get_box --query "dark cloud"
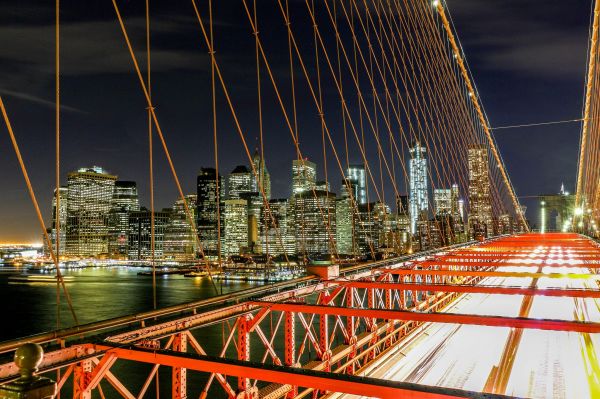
[0,89,85,113]
[0,0,592,241]
[447,0,588,79]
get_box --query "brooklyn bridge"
[1,0,600,398]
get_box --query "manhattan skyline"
[0,1,589,243]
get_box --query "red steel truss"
[0,233,598,399]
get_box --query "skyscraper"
[451,184,465,235]
[451,184,461,221]
[341,178,359,204]
[261,199,295,256]
[346,164,367,204]
[354,203,377,255]
[240,192,262,253]
[315,181,330,192]
[433,188,452,216]
[128,208,170,261]
[292,159,316,194]
[293,190,336,256]
[336,181,356,255]
[468,145,493,237]
[227,165,253,199]
[108,181,140,258]
[49,187,68,256]
[196,168,225,258]
[65,166,117,257]
[395,194,411,234]
[251,149,271,200]
[409,142,428,234]
[222,199,248,256]
[164,195,197,262]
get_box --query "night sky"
[0,0,591,243]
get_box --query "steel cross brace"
[378,268,600,280]
[328,280,600,298]
[93,344,515,399]
[248,301,600,333]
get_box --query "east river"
[0,266,259,398]
[0,266,257,340]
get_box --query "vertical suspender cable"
[55,0,61,332]
[145,0,157,310]
[209,0,223,288]
[254,0,268,261]
[577,0,600,210]
[112,0,219,296]
[0,97,78,324]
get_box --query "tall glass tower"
[196,168,225,258]
[468,144,492,237]
[251,149,271,200]
[65,166,117,256]
[409,142,428,234]
[292,159,316,194]
[346,164,367,204]
[227,165,253,199]
[108,181,140,258]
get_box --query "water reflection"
[1,266,257,341]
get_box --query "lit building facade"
[395,194,411,238]
[65,166,117,257]
[261,198,295,256]
[196,168,225,258]
[164,195,197,262]
[468,145,493,237]
[292,159,316,194]
[293,190,336,256]
[409,142,428,234]
[336,182,355,255]
[434,188,452,215]
[353,203,377,255]
[315,181,330,192]
[48,187,68,256]
[108,181,140,259]
[222,199,248,257]
[227,165,253,199]
[346,164,367,204]
[251,149,271,200]
[128,209,170,261]
[240,192,262,253]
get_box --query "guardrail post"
[0,343,56,399]
[73,360,92,399]
[319,292,330,367]
[345,286,356,375]
[172,332,187,399]
[237,315,251,396]
[284,311,297,398]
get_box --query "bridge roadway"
[1,233,599,399]
[335,235,600,399]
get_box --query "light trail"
[337,235,600,399]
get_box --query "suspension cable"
[0,96,78,324]
[55,0,62,331]
[145,0,157,310]
[111,0,220,294]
